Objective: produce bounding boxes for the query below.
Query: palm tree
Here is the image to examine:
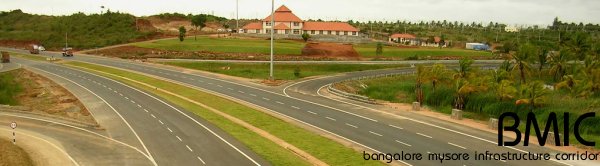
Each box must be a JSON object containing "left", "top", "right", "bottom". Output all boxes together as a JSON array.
[
  {"left": 537, "top": 49, "right": 548, "bottom": 71},
  {"left": 516, "top": 81, "right": 549, "bottom": 111},
  {"left": 415, "top": 65, "right": 426, "bottom": 106},
  {"left": 567, "top": 32, "right": 591, "bottom": 61},
  {"left": 426, "top": 64, "right": 451, "bottom": 93},
  {"left": 454, "top": 58, "right": 474, "bottom": 79},
  {"left": 548, "top": 49, "right": 571, "bottom": 81},
  {"left": 453, "top": 78, "right": 486, "bottom": 109},
  {"left": 512, "top": 44, "right": 535, "bottom": 84}
]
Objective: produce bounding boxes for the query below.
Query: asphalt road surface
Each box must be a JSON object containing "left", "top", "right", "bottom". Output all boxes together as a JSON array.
[
  {"left": 3, "top": 48, "right": 597, "bottom": 166},
  {"left": 10, "top": 57, "right": 267, "bottom": 166}
]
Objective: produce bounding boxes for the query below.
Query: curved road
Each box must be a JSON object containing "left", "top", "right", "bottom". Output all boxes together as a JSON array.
[
  {"left": 10, "top": 57, "right": 267, "bottom": 166},
  {"left": 3, "top": 48, "right": 596, "bottom": 165}
]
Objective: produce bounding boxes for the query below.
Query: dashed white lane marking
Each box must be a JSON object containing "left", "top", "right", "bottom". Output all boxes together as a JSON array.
[
  {"left": 389, "top": 124, "right": 403, "bottom": 130},
  {"left": 307, "top": 111, "right": 317, "bottom": 115},
  {"left": 345, "top": 123, "right": 358, "bottom": 128},
  {"left": 427, "top": 151, "right": 431, "bottom": 154},
  {"left": 227, "top": 88, "right": 233, "bottom": 90},
  {"left": 395, "top": 140, "right": 412, "bottom": 147},
  {"left": 238, "top": 91, "right": 245, "bottom": 94},
  {"left": 291, "top": 106, "right": 300, "bottom": 109},
  {"left": 249, "top": 94, "right": 257, "bottom": 97},
  {"left": 276, "top": 101, "right": 284, "bottom": 105},
  {"left": 198, "top": 80, "right": 204, "bottom": 83},
  {"left": 113, "top": 90, "right": 118, "bottom": 93},
  {"left": 143, "top": 109, "right": 149, "bottom": 113},
  {"left": 131, "top": 100, "right": 136, "bottom": 104},
  {"left": 158, "top": 120, "right": 164, "bottom": 125},
  {"left": 369, "top": 131, "right": 383, "bottom": 137},
  {"left": 167, "top": 127, "right": 173, "bottom": 133},
  {"left": 119, "top": 93, "right": 123, "bottom": 96},
  {"left": 262, "top": 97, "right": 270, "bottom": 101},
  {"left": 325, "top": 117, "right": 336, "bottom": 121},
  {"left": 108, "top": 88, "right": 112, "bottom": 90},
  {"left": 217, "top": 85, "right": 223, "bottom": 87},
  {"left": 190, "top": 78, "right": 195, "bottom": 80},
  {"left": 207, "top": 82, "right": 213, "bottom": 85},
  {"left": 448, "top": 142, "right": 467, "bottom": 150},
  {"left": 124, "top": 97, "right": 129, "bottom": 100},
  {"left": 186, "top": 145, "right": 193, "bottom": 152},
  {"left": 197, "top": 156, "right": 206, "bottom": 165},
  {"left": 137, "top": 104, "right": 142, "bottom": 108},
  {"left": 151, "top": 114, "right": 156, "bottom": 118},
  {"left": 416, "top": 133, "right": 432, "bottom": 138},
  {"left": 176, "top": 136, "right": 182, "bottom": 142}
]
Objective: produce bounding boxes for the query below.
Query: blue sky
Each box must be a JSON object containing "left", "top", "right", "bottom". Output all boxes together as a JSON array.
[{"left": 1, "top": 0, "right": 599, "bottom": 26}]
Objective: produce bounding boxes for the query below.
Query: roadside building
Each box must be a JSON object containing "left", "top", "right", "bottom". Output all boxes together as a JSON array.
[
  {"left": 421, "top": 36, "right": 445, "bottom": 47},
  {"left": 389, "top": 33, "right": 419, "bottom": 45},
  {"left": 465, "top": 43, "right": 490, "bottom": 51},
  {"left": 241, "top": 5, "right": 359, "bottom": 36},
  {"left": 504, "top": 26, "right": 519, "bottom": 32}
]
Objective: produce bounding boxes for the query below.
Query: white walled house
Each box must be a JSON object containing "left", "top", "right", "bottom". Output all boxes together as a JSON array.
[{"left": 242, "top": 5, "right": 359, "bottom": 36}]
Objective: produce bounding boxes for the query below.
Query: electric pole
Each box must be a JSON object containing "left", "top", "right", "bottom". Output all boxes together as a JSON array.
[
  {"left": 269, "top": 0, "right": 274, "bottom": 81},
  {"left": 236, "top": 0, "right": 239, "bottom": 33}
]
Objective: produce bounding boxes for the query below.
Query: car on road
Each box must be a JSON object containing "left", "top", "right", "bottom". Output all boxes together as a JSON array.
[{"left": 62, "top": 47, "right": 74, "bottom": 57}]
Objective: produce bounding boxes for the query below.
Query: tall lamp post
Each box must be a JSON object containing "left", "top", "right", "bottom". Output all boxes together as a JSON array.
[{"left": 269, "top": 0, "right": 275, "bottom": 81}]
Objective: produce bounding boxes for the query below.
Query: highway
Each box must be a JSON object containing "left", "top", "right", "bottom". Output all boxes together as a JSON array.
[
  {"left": 3, "top": 48, "right": 593, "bottom": 165},
  {"left": 9, "top": 57, "right": 267, "bottom": 166}
]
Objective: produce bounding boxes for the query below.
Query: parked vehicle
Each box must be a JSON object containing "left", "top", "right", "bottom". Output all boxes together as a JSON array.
[
  {"left": 62, "top": 47, "right": 73, "bottom": 57},
  {"left": 1, "top": 51, "right": 10, "bottom": 63}
]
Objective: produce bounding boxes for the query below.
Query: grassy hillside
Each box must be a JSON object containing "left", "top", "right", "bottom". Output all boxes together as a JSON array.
[{"left": 0, "top": 10, "right": 153, "bottom": 49}]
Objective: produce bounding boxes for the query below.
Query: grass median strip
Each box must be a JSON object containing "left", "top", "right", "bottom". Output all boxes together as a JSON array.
[{"left": 65, "top": 61, "right": 383, "bottom": 166}]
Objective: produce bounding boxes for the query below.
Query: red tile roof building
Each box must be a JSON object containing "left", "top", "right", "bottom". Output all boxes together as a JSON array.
[{"left": 241, "top": 5, "right": 359, "bottom": 36}]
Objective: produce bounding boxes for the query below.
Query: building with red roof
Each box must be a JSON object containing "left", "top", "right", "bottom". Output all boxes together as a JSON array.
[{"left": 241, "top": 5, "right": 359, "bottom": 36}]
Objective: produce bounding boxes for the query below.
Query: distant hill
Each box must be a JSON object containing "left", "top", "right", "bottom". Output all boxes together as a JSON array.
[{"left": 0, "top": 9, "right": 160, "bottom": 50}]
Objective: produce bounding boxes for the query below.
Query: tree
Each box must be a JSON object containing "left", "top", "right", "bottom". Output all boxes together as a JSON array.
[
  {"left": 301, "top": 33, "right": 310, "bottom": 42},
  {"left": 415, "top": 65, "right": 426, "bottom": 106},
  {"left": 426, "top": 64, "right": 451, "bottom": 93},
  {"left": 537, "top": 48, "right": 548, "bottom": 71},
  {"left": 178, "top": 26, "right": 186, "bottom": 42},
  {"left": 375, "top": 42, "right": 383, "bottom": 58},
  {"left": 496, "top": 80, "right": 517, "bottom": 101},
  {"left": 512, "top": 43, "right": 536, "bottom": 84},
  {"left": 191, "top": 15, "right": 207, "bottom": 41},
  {"left": 567, "top": 32, "right": 591, "bottom": 61},
  {"left": 516, "top": 81, "right": 549, "bottom": 111},
  {"left": 454, "top": 58, "right": 474, "bottom": 79},
  {"left": 548, "top": 49, "right": 571, "bottom": 81}
]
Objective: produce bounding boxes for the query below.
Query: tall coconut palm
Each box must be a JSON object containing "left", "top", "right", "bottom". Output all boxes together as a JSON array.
[
  {"left": 415, "top": 65, "right": 426, "bottom": 106},
  {"left": 512, "top": 43, "right": 536, "bottom": 84},
  {"left": 516, "top": 81, "right": 549, "bottom": 111},
  {"left": 454, "top": 58, "right": 474, "bottom": 79},
  {"left": 548, "top": 49, "right": 571, "bottom": 81},
  {"left": 567, "top": 32, "right": 591, "bottom": 61},
  {"left": 496, "top": 80, "right": 517, "bottom": 101},
  {"left": 426, "top": 64, "right": 452, "bottom": 93}
]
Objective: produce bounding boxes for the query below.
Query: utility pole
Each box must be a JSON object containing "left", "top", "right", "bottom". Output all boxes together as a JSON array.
[
  {"left": 269, "top": 0, "right": 274, "bottom": 81},
  {"left": 236, "top": 0, "right": 239, "bottom": 33},
  {"left": 65, "top": 32, "right": 68, "bottom": 49}
]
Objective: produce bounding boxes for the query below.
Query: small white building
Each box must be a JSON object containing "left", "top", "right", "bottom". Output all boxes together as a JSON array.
[{"left": 504, "top": 26, "right": 519, "bottom": 33}]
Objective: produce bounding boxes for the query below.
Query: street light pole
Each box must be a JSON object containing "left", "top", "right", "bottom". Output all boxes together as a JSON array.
[
  {"left": 236, "top": 0, "right": 239, "bottom": 33},
  {"left": 269, "top": 0, "right": 274, "bottom": 81}
]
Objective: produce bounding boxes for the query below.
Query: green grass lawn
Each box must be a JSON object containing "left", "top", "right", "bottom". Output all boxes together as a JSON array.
[
  {"left": 162, "top": 62, "right": 408, "bottom": 80},
  {"left": 355, "top": 44, "right": 492, "bottom": 58},
  {"left": 132, "top": 36, "right": 306, "bottom": 55},
  {"left": 66, "top": 61, "right": 383, "bottom": 166}
]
